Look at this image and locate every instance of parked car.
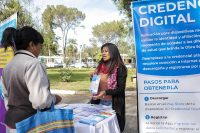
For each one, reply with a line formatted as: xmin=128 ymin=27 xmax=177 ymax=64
xmin=73 ymin=62 xmax=87 ymax=68
xmin=125 ymin=63 xmax=135 ymax=69
xmin=87 ymin=62 xmax=98 ymax=68
xmin=68 ymin=63 xmax=75 ymax=68
xmin=54 ymin=63 xmax=64 ymax=68
xmin=46 ymin=62 xmax=55 ymax=68
xmin=46 ymin=62 xmax=64 ymax=68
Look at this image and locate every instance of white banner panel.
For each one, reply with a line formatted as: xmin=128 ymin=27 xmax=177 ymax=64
xmin=132 ymin=0 xmax=200 ymax=132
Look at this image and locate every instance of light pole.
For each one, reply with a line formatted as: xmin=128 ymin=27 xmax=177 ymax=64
xmin=79 ymin=44 xmax=82 ymax=64
xmin=79 ymin=44 xmax=86 ymax=68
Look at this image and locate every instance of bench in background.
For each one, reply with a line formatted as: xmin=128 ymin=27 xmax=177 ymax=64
xmin=130 ymin=76 xmax=137 ymax=82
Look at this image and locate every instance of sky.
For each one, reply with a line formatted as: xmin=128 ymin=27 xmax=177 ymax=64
xmin=28 ymin=0 xmax=125 ymax=50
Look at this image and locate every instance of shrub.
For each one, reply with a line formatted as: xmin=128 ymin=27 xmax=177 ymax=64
xmin=59 ymin=69 xmax=72 ymax=82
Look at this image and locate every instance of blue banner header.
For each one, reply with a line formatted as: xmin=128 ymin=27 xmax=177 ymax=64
xmin=132 ymin=0 xmax=200 ymax=76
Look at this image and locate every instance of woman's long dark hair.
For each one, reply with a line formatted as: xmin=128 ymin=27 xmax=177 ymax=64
xmin=0 ymin=27 xmax=16 ymax=50
xmin=97 ymin=43 xmax=127 ymax=75
xmin=1 ymin=26 xmax=44 ymax=51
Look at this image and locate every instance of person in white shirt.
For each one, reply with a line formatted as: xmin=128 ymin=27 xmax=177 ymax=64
xmin=0 ymin=26 xmax=62 ymax=130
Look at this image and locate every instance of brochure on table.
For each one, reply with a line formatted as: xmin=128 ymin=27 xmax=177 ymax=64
xmin=55 ymin=104 xmax=115 ymax=126
xmin=132 ymin=0 xmax=200 ymax=133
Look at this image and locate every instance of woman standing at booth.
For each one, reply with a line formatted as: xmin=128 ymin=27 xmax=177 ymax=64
xmin=92 ymin=43 xmax=127 ymax=132
xmin=1 ymin=26 xmax=61 ymax=131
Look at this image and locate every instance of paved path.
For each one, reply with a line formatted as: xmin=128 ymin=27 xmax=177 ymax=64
xmin=55 ymin=91 xmax=138 ymax=133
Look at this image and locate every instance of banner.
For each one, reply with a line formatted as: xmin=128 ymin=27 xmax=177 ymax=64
xmin=0 ymin=13 xmax=17 ymax=133
xmin=132 ymin=0 xmax=200 ymax=133
xmin=0 ymin=13 xmax=17 ymax=41
xmin=0 ymin=13 xmax=17 ymax=76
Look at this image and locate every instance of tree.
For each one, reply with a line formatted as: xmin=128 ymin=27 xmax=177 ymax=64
xmin=91 ymin=20 xmax=127 ymax=46
xmin=112 ymin=0 xmax=138 ymax=20
xmin=66 ymin=39 xmax=78 ymax=64
xmin=20 ymin=0 xmax=42 ymax=28
xmin=43 ymin=5 xmax=85 ymax=65
xmin=91 ymin=20 xmax=135 ymax=62
xmin=42 ymin=5 xmax=58 ymax=56
xmin=0 ymin=0 xmax=33 ymax=28
xmin=41 ymin=30 xmax=58 ymax=56
xmin=84 ymin=44 xmax=100 ymax=61
xmin=112 ymin=0 xmax=137 ymax=62
xmin=118 ymin=41 xmax=130 ymax=54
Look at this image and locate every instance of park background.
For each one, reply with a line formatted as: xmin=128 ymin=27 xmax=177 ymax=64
xmin=0 ymin=0 xmax=137 ymax=91
xmin=48 ymin=68 xmax=136 ymax=91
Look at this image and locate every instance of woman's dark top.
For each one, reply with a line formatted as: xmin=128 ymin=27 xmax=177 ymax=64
xmin=105 ymin=66 xmax=127 ymax=132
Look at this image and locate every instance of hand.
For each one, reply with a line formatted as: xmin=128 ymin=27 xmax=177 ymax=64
xmin=92 ymin=91 xmax=105 ymax=100
xmin=89 ymin=72 xmax=94 ymax=81
xmin=89 ymin=72 xmax=94 ymax=77
xmin=55 ymin=94 xmax=62 ymax=104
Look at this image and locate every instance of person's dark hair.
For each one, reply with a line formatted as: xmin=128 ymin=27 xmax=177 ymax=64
xmin=97 ymin=43 xmax=127 ymax=75
xmin=1 ymin=26 xmax=44 ymax=51
xmin=0 ymin=27 xmax=16 ymax=50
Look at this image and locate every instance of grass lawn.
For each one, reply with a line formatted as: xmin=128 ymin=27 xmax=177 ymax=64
xmin=47 ymin=68 xmax=136 ymax=91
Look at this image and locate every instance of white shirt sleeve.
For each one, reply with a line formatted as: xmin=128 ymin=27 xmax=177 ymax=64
xmin=25 ymin=61 xmax=55 ymax=110
xmin=1 ymin=77 xmax=9 ymax=110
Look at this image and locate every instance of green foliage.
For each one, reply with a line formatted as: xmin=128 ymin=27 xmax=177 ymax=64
xmin=66 ymin=39 xmax=78 ymax=64
xmin=0 ymin=0 xmax=33 ymax=28
xmin=95 ymin=52 xmax=102 ymax=63
xmin=59 ymin=69 xmax=72 ymax=82
xmin=42 ymin=5 xmax=85 ymax=64
xmin=111 ymin=1 xmax=136 ymax=60
xmin=83 ymin=44 xmax=100 ymax=61
xmin=91 ymin=20 xmax=135 ymax=58
xmin=118 ymin=40 xmax=135 ymax=60
xmin=42 ymin=6 xmax=58 ymax=55
xmin=92 ymin=20 xmax=126 ymax=46
xmin=47 ymin=68 xmax=136 ymax=91
xmin=112 ymin=0 xmax=136 ymax=20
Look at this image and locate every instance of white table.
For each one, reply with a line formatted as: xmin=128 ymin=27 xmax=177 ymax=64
xmin=75 ymin=113 xmax=120 ymax=133
xmin=55 ymin=104 xmax=120 ymax=133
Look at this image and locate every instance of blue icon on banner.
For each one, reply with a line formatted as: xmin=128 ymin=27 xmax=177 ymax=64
xmin=144 ymin=97 xmax=149 ymax=101
xmin=145 ymin=115 xmax=150 ymax=120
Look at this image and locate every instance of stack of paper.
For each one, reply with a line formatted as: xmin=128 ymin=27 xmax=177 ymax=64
xmin=79 ymin=115 xmax=105 ymax=126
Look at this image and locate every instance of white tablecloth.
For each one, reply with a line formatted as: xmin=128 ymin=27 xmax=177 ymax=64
xmin=55 ymin=104 xmax=120 ymax=133
xmin=75 ymin=113 xmax=120 ymax=133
